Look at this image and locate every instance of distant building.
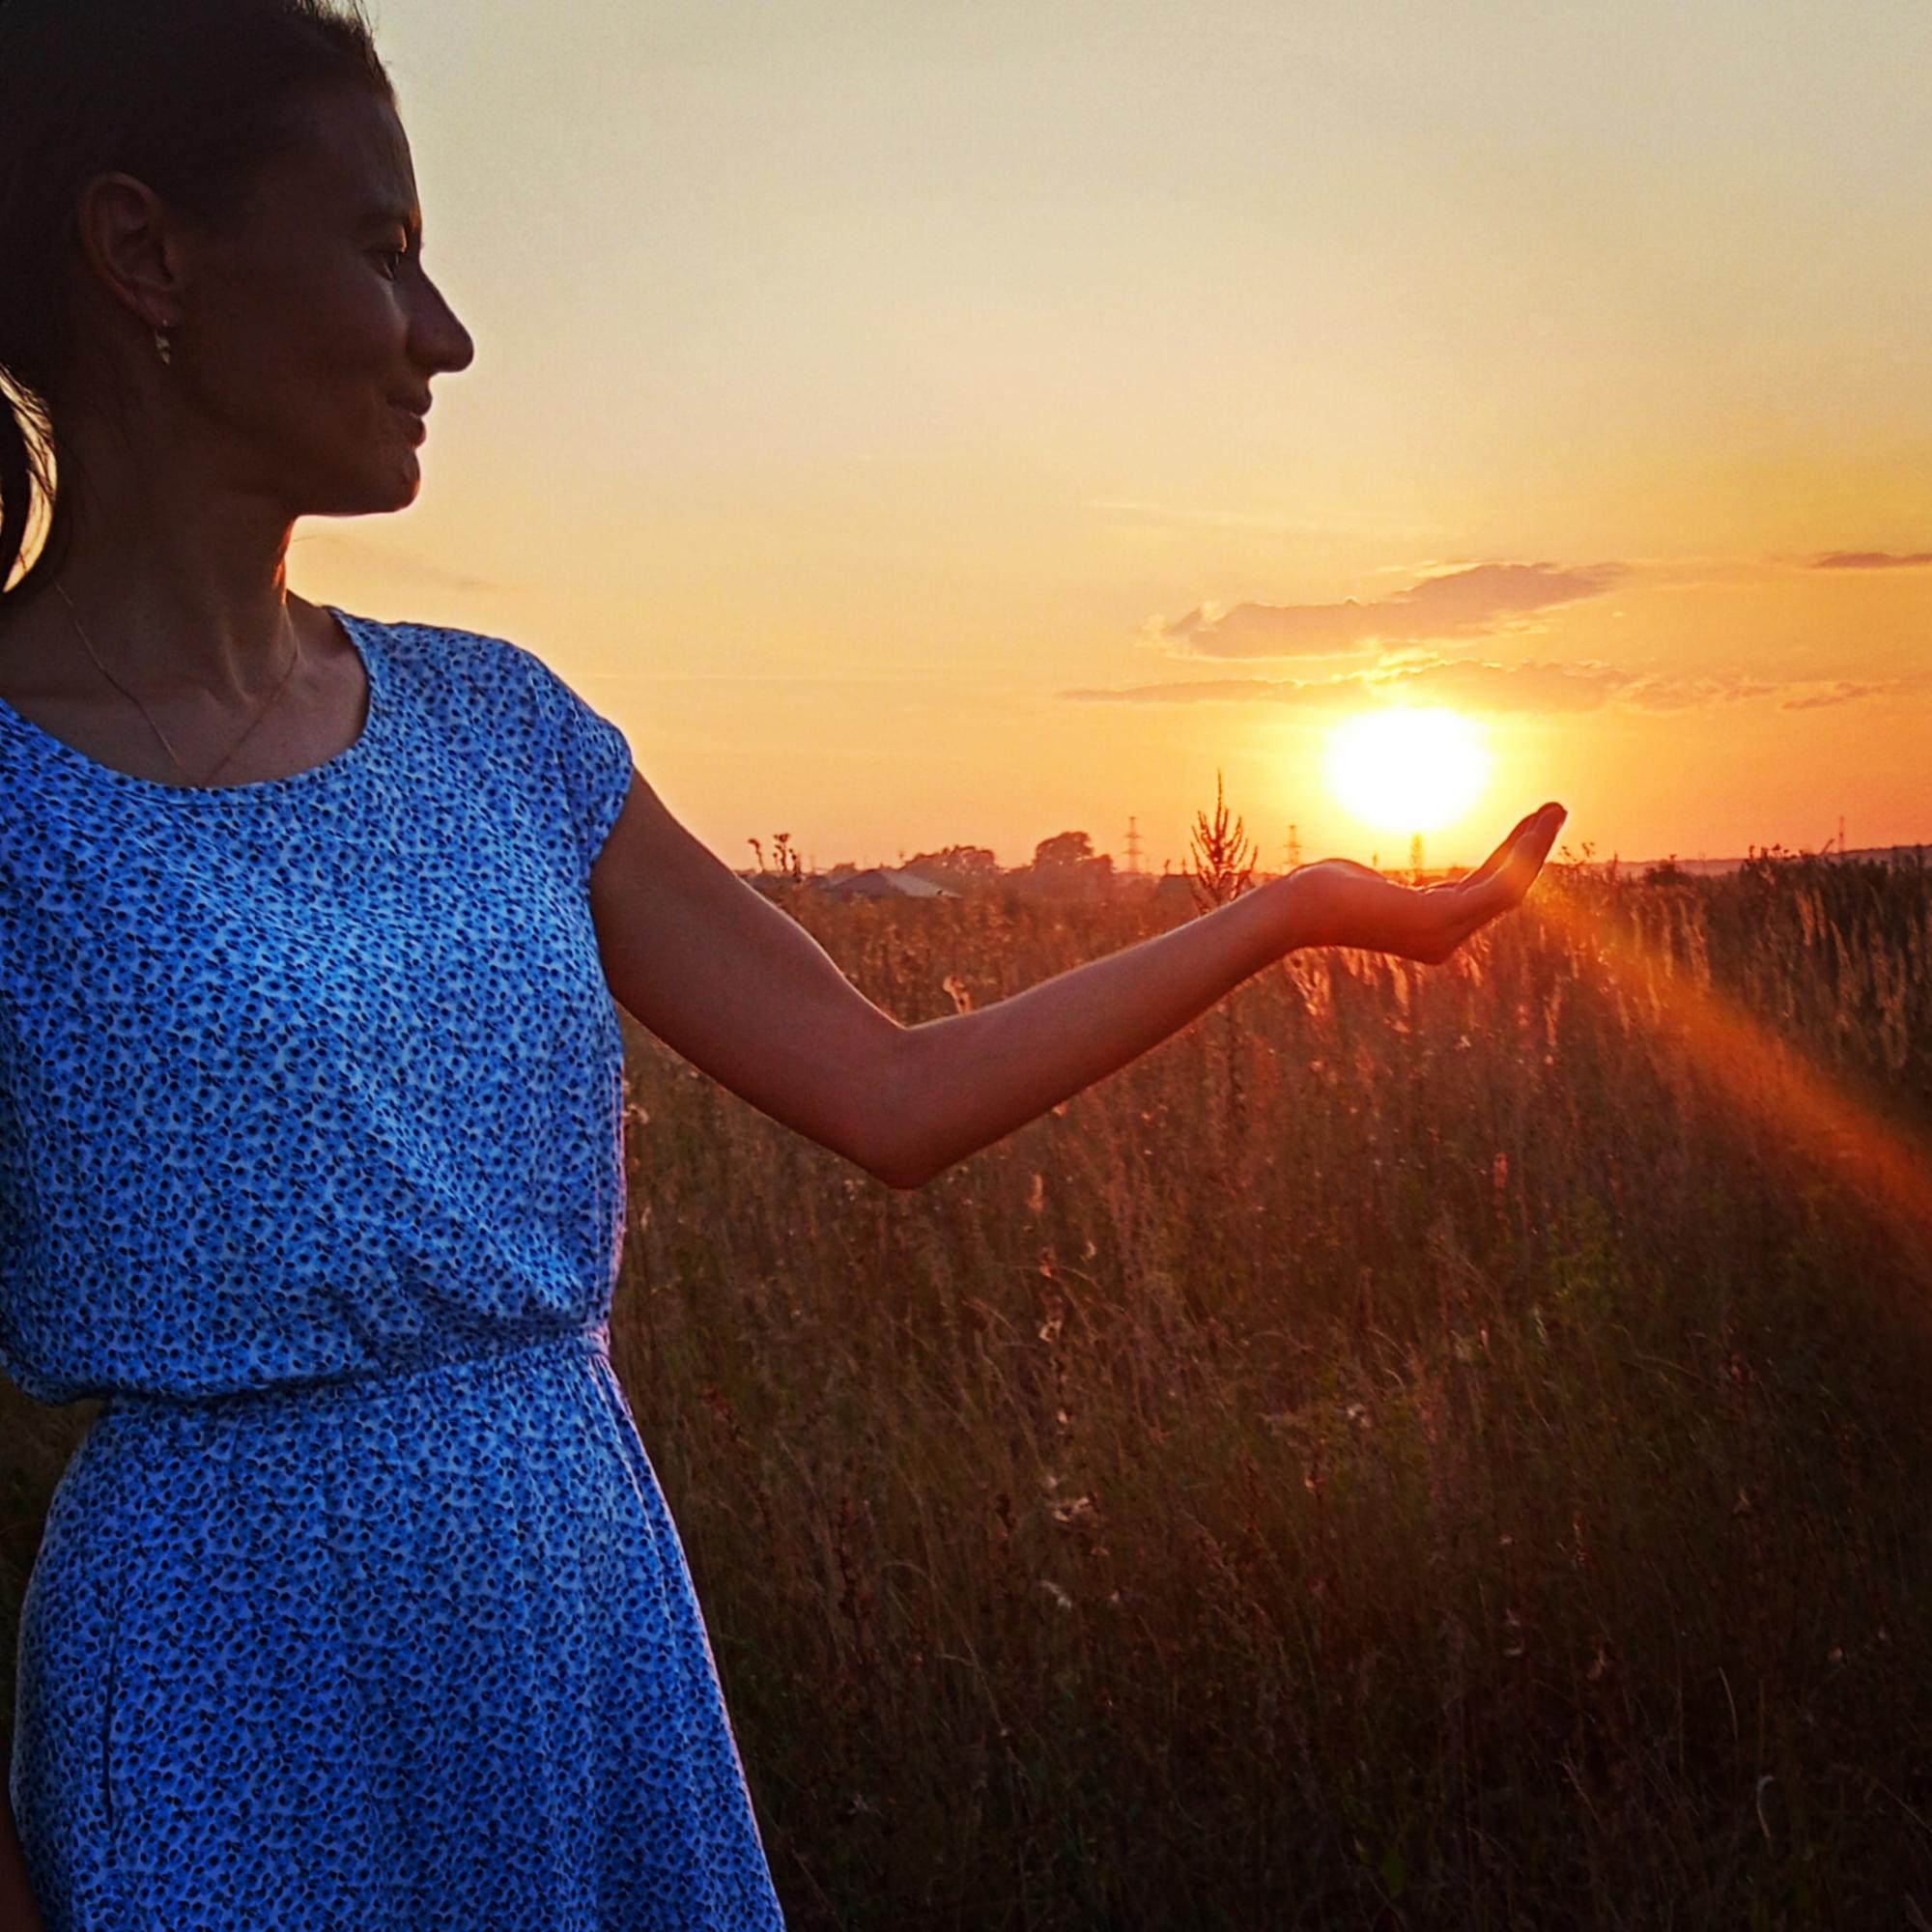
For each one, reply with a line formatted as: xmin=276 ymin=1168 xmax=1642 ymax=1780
xmin=1152 ymin=870 xmax=1196 ymax=914
xmin=821 ymin=866 xmax=957 ymax=901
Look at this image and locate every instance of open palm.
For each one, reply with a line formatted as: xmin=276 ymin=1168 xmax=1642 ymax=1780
xmin=1289 ymin=802 xmax=1567 ymax=964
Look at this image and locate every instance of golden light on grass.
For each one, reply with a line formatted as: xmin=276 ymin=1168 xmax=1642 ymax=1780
xmin=1323 ymin=706 xmax=1492 ymax=836
xmin=1528 ymin=882 xmax=1932 ymax=1253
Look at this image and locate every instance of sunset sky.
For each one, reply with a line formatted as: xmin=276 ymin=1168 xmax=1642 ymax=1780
xmin=295 ymin=0 xmax=1932 ymax=874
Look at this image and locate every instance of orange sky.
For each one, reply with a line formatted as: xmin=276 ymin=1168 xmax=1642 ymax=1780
xmin=298 ymin=2 xmax=1932 ymax=872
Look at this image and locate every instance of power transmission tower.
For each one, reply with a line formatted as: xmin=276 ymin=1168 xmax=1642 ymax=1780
xmin=1409 ymin=831 xmax=1425 ymax=880
xmin=1122 ymin=814 xmax=1145 ymax=875
xmin=1284 ymin=822 xmax=1301 ymax=871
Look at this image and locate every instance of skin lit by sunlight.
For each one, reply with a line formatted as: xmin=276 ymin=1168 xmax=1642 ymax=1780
xmin=1323 ymin=707 xmax=1493 ymax=835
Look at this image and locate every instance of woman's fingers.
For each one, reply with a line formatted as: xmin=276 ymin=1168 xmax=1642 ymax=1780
xmin=1476 ymin=804 xmax=1553 ymax=881
xmin=1475 ymin=802 xmax=1565 ymax=911
xmin=1461 ymin=805 xmax=1552 ymax=892
xmin=1426 ymin=804 xmax=1565 ymax=943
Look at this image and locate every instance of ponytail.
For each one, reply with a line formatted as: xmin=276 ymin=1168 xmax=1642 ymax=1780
xmin=0 ymin=374 xmax=69 ymax=599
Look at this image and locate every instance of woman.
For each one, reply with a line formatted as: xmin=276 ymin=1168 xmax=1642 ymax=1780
xmin=0 ymin=1 xmax=1565 ymax=1926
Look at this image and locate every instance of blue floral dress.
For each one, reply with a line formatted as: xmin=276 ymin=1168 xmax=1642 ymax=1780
xmin=1 ymin=610 xmax=786 ymax=1930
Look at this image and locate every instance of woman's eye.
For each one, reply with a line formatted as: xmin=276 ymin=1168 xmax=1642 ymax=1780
xmin=374 ymin=246 xmax=408 ymax=278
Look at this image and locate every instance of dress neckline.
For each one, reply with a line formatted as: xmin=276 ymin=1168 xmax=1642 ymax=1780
xmin=0 ymin=604 xmax=386 ymax=803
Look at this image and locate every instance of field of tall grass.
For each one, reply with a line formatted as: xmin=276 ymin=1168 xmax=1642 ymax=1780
xmin=6 ymin=850 xmax=1931 ymax=1928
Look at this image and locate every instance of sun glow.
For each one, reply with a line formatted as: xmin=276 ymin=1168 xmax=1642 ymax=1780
xmin=1323 ymin=706 xmax=1492 ymax=836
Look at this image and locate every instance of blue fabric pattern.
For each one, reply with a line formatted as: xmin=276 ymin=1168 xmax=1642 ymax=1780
xmin=1 ymin=610 xmax=786 ymax=1929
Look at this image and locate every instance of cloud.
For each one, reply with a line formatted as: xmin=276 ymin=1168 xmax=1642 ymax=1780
xmin=1614 ymin=671 xmax=1779 ymax=711
xmin=1780 ymin=680 xmax=1888 ymax=710
xmin=1060 ymin=656 xmax=1903 ymax=717
xmin=1366 ymin=657 xmax=1632 ymax=713
xmin=1062 ymin=674 xmax=1332 ymax=705
xmin=1153 ymin=560 xmax=1626 ymax=661
xmin=1158 ymin=601 xmax=1384 ymax=660
xmin=1074 ymin=551 xmax=1931 ymax=711
xmin=1776 ymin=674 xmax=1932 ymax=710
xmin=1809 ymin=550 xmax=1932 ymax=570
xmin=1059 ymin=675 xmax=1313 ymax=704
xmin=1061 ymin=658 xmax=1632 ymax=712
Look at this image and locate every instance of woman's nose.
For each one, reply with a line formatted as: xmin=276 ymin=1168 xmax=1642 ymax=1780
xmin=416 ymin=284 xmax=475 ymax=377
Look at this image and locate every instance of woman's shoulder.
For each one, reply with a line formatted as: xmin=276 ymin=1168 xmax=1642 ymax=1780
xmin=343 ymin=610 xmax=612 ymax=800
xmin=345 ymin=608 xmax=526 ymax=678
xmin=344 ymin=609 xmax=566 ymax=719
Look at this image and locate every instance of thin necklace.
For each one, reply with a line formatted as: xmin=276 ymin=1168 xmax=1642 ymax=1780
xmin=52 ymin=584 xmax=303 ymax=789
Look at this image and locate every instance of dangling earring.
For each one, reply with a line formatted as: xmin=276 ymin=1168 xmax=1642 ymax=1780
xmin=153 ymin=320 xmax=174 ymax=366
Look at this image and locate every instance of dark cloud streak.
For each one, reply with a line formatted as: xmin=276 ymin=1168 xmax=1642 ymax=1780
xmin=1810 ymin=551 xmax=1932 ymax=570
xmin=1061 ymin=658 xmax=1902 ymax=717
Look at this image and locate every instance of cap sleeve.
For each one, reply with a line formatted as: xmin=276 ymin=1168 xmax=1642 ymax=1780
xmin=526 ymin=655 xmax=633 ymax=889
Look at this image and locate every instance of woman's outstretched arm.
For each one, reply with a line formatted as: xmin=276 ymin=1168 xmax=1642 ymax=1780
xmin=871 ymin=802 xmax=1565 ymax=1186
xmin=589 ymin=775 xmax=1564 ymax=1191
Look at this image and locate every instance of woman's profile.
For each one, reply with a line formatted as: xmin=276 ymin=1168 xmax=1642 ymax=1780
xmin=0 ymin=2 xmax=1564 ymax=1925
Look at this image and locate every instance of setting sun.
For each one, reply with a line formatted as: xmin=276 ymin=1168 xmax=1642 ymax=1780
xmin=1323 ymin=707 xmax=1493 ymax=837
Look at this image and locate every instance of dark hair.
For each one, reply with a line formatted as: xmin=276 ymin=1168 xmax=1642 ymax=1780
xmin=0 ymin=0 xmax=394 ymax=601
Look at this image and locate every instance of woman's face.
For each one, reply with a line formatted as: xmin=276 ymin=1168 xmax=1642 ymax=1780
xmin=145 ymin=81 xmax=474 ymax=518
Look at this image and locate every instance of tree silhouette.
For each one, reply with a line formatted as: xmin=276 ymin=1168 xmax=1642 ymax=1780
xmin=1183 ymin=769 xmax=1259 ymax=1142
xmin=905 ymin=843 xmax=1002 ymax=892
xmin=1032 ymin=830 xmax=1095 ymax=871
xmin=1026 ymin=830 xmax=1114 ymax=902
xmin=1187 ymin=769 xmax=1257 ymax=913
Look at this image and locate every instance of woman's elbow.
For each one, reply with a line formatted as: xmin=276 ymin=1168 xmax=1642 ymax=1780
xmin=860 ymin=1117 xmax=939 ymax=1191
xmin=856 ymin=1029 xmax=941 ymax=1191
xmin=867 ymin=1151 xmax=934 ymax=1192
